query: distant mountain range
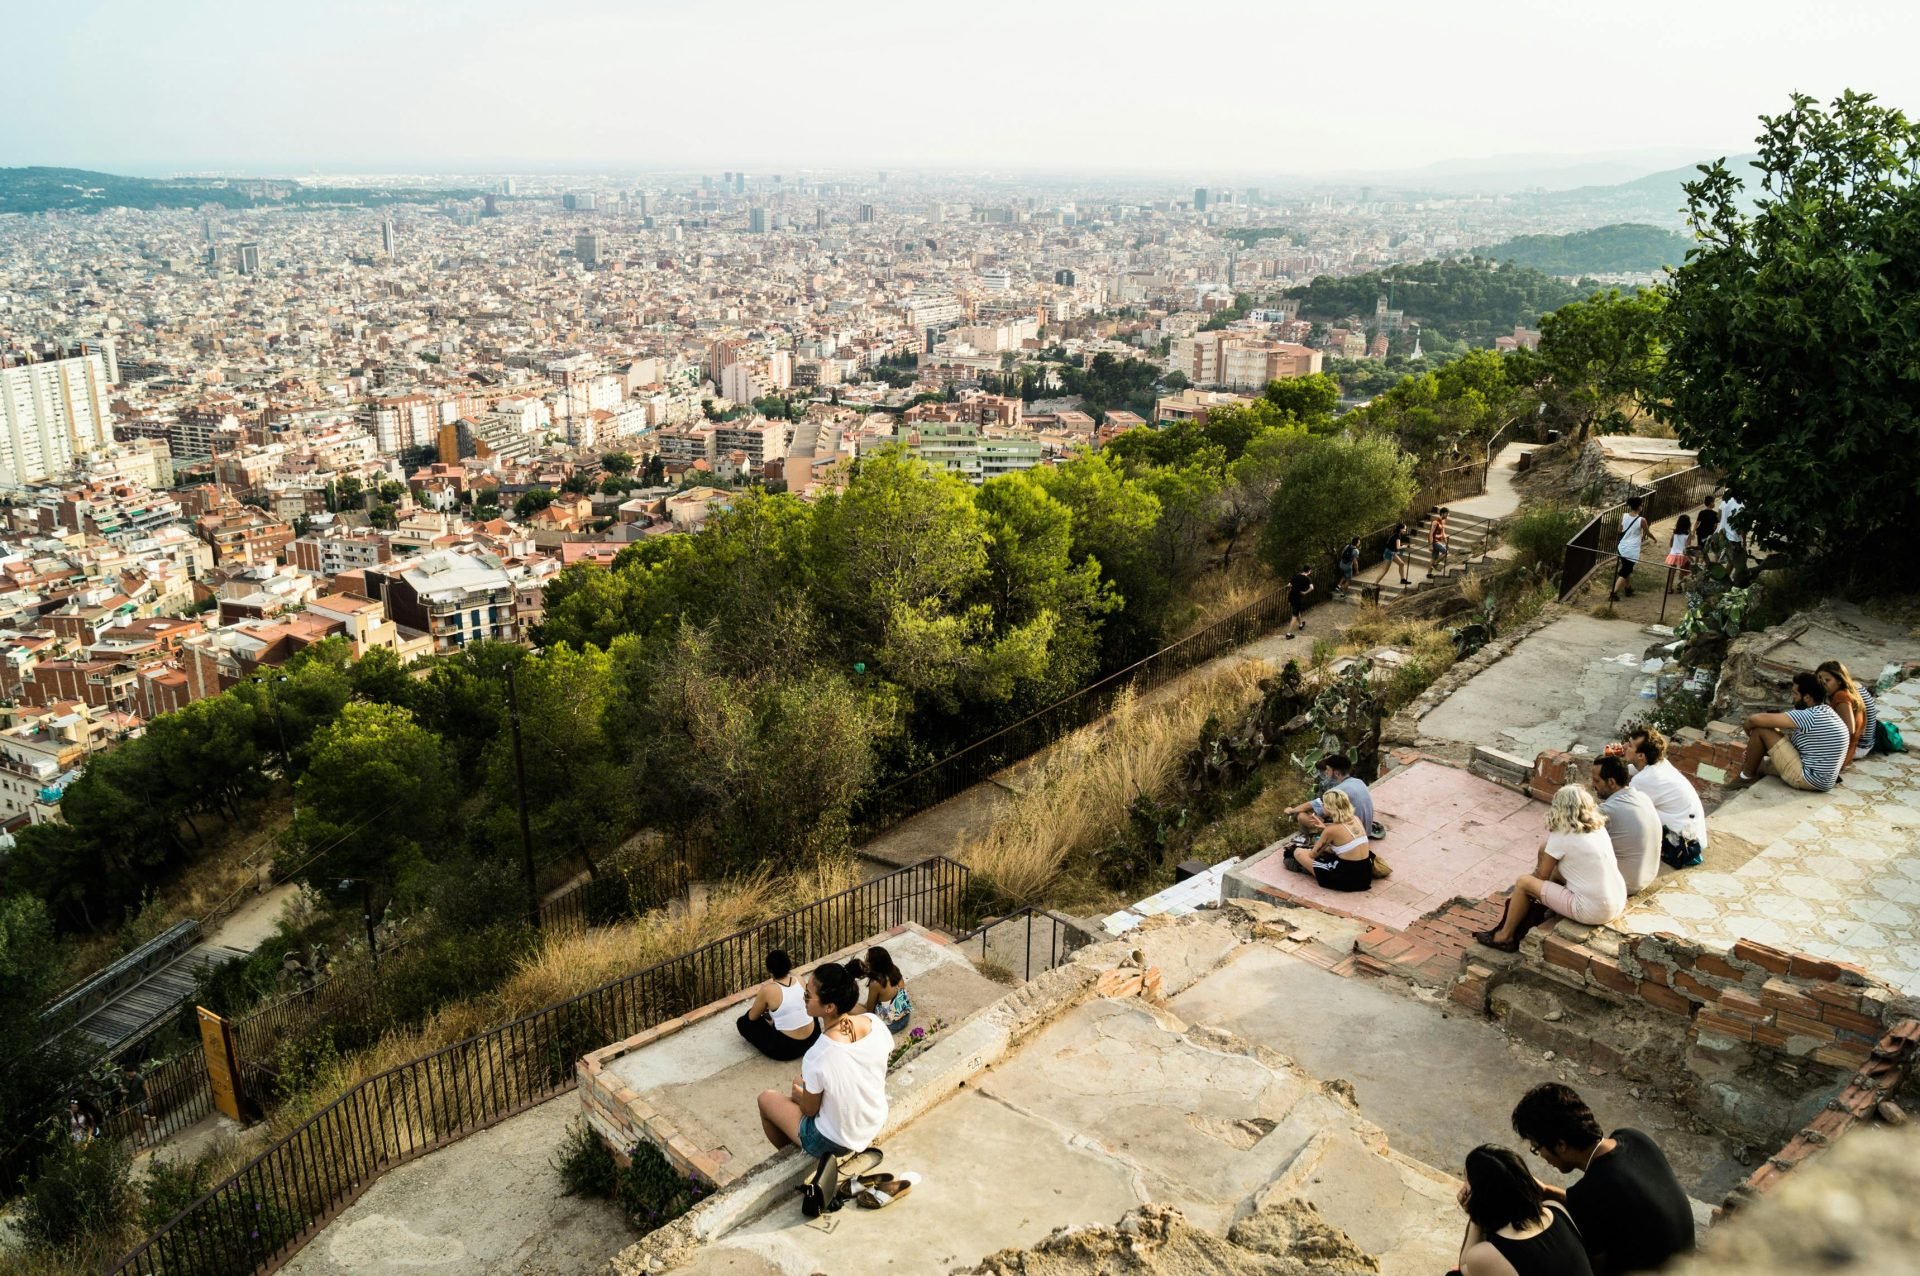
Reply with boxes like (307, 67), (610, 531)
(1471, 223), (1694, 275)
(1520, 155), (1764, 226)
(0, 167), (481, 215)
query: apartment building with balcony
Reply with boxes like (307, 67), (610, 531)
(365, 551), (517, 652)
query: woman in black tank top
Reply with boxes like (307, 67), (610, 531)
(1455, 1145), (1594, 1276)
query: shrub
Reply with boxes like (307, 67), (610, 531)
(140, 1154), (215, 1232)
(1504, 505), (1590, 578)
(1383, 659), (1438, 713)
(614, 1139), (708, 1231)
(19, 1134), (135, 1252)
(553, 1118), (620, 1199)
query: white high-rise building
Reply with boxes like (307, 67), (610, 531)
(0, 352), (116, 486)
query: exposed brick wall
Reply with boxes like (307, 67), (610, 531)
(1721, 1019), (1919, 1214)
(1532, 728), (1747, 807)
(1467, 924), (1903, 1073)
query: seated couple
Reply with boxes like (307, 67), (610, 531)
(737, 945), (912, 1061)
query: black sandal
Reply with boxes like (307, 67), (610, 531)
(1473, 929), (1521, 953)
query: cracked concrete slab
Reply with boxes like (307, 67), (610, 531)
(660, 994), (1462, 1276)
(1416, 613), (1656, 757)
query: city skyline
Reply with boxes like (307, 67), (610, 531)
(5, 0), (1917, 176)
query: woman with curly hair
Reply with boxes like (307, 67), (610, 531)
(1476, 785), (1626, 952)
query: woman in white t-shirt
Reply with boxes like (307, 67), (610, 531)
(755, 961), (892, 1162)
(1476, 786), (1628, 952)
(1608, 496), (1649, 604)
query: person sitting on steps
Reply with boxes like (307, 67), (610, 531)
(851, 945), (912, 1035)
(1738, 671), (1849, 793)
(737, 949), (820, 1061)
(1590, 756), (1661, 895)
(1453, 1144), (1593, 1276)
(756, 961), (892, 1167)
(1509, 1083), (1695, 1276)
(1475, 785), (1627, 953)
(1624, 728), (1709, 868)
(1285, 753), (1380, 840)
(1282, 787), (1373, 892)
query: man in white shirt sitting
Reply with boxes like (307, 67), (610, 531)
(756, 961), (892, 1166)
(1625, 728), (1709, 869)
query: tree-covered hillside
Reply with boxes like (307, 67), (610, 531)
(0, 167), (480, 215)
(1473, 223), (1693, 274)
(1286, 259), (1586, 347)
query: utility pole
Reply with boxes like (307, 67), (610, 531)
(506, 664), (539, 929)
(360, 880), (379, 971)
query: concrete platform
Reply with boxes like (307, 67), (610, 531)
(665, 991), (1461, 1276)
(1416, 613), (1656, 757)
(593, 927), (1003, 1183)
(1230, 761), (1545, 932)
(1168, 942), (1746, 1209)
(1623, 679), (1920, 994)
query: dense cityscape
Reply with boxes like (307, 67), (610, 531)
(3, 4), (1917, 1275)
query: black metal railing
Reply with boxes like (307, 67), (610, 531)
(953, 907), (1096, 983)
(1558, 465), (1718, 600)
(107, 857), (970, 1276)
(99, 1048), (214, 1148)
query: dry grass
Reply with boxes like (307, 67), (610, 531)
(1335, 605), (1458, 672)
(267, 857), (861, 1138)
(960, 662), (1270, 909)
(1171, 558), (1276, 641)
(1186, 759), (1316, 867)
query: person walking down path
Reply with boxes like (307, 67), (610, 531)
(1608, 497), (1649, 604)
(1285, 566), (1314, 639)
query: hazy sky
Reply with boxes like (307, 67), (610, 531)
(5, 0), (1917, 178)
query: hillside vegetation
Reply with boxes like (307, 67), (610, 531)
(0, 167), (479, 215)
(1286, 258), (1586, 348)
(1474, 223), (1693, 274)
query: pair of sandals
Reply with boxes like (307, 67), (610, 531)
(844, 1170), (921, 1209)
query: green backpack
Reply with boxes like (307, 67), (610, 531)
(1876, 719), (1906, 754)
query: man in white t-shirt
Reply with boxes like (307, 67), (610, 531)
(756, 961), (891, 1163)
(1626, 728), (1710, 868)
(1608, 496), (1649, 604)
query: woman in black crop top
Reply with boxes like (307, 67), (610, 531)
(1453, 1145), (1593, 1276)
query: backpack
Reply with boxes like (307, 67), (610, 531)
(1875, 719), (1906, 755)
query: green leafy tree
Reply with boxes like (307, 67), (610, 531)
(1032, 453), (1166, 656)
(1536, 288), (1665, 441)
(291, 702), (456, 894)
(601, 451), (636, 477)
(349, 645), (414, 707)
(1659, 91), (1920, 565)
(0, 894), (82, 1189)
(626, 629), (879, 868)
(378, 480), (407, 503)
(368, 501), (399, 529)
(514, 487), (559, 520)
(481, 646), (631, 876)
(1261, 373), (1341, 426)
(1259, 435), (1416, 576)
(561, 472), (592, 496)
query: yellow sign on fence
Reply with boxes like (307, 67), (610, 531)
(197, 1006), (244, 1123)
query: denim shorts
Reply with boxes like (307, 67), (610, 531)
(798, 1115), (851, 1160)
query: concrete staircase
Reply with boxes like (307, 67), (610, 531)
(1340, 510), (1501, 607)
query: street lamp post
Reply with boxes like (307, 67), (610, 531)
(505, 664), (540, 930)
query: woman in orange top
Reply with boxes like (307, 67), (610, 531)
(1816, 660), (1867, 771)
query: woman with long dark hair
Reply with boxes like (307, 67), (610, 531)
(851, 945), (912, 1034)
(1454, 1144), (1592, 1276)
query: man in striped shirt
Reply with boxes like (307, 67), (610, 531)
(1739, 672), (1850, 792)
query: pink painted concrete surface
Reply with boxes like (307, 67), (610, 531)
(1240, 761), (1543, 931)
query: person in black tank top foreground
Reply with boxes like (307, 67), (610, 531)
(1510, 1084), (1695, 1275)
(1452, 1144), (1592, 1276)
